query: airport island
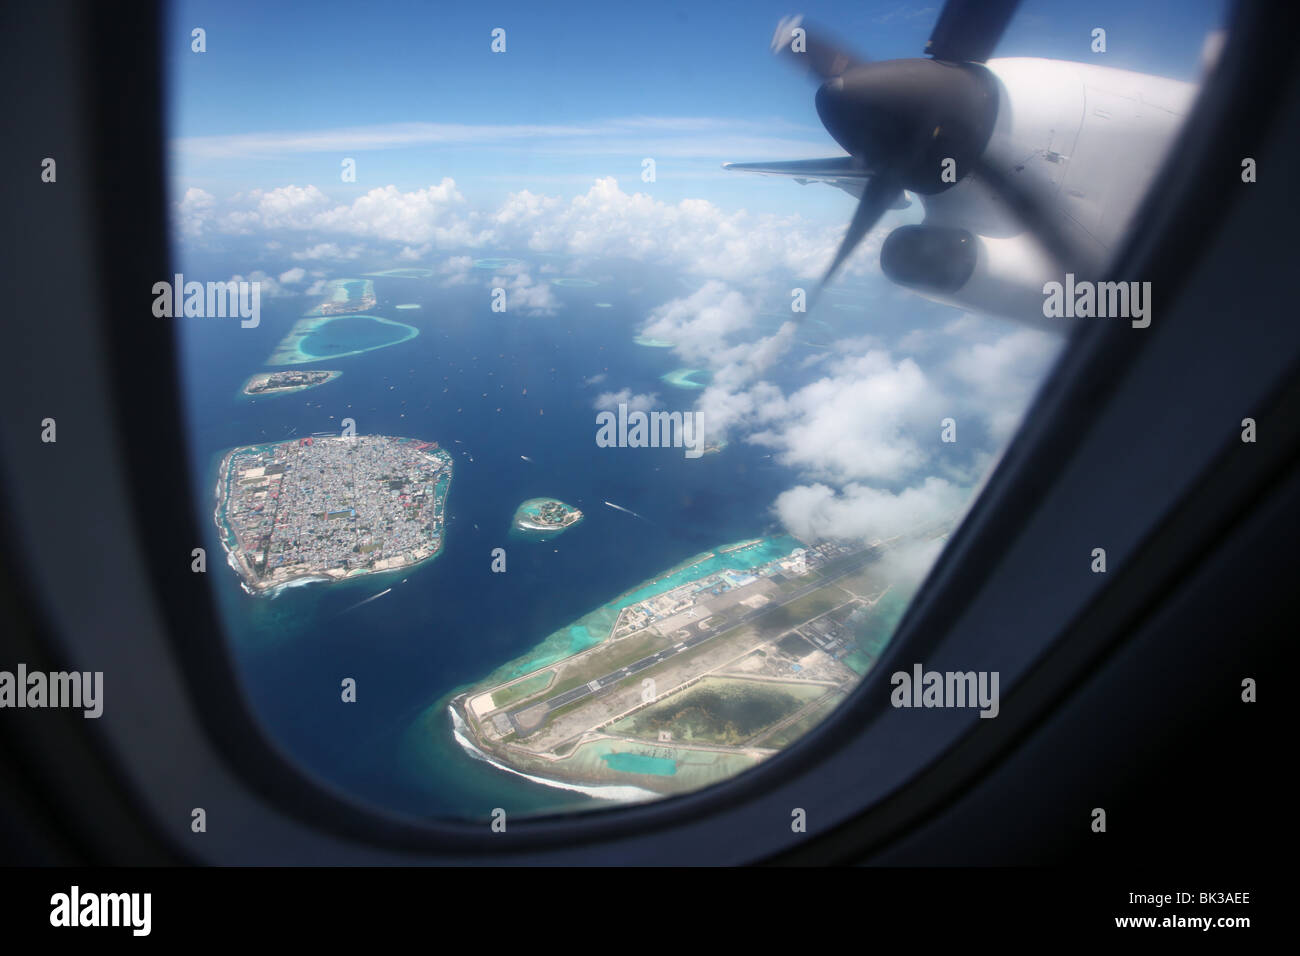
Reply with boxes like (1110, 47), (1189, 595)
(215, 435), (452, 595)
(510, 498), (583, 538)
(241, 369), (341, 397)
(451, 524), (950, 798)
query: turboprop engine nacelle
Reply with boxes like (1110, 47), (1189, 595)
(880, 224), (1063, 328)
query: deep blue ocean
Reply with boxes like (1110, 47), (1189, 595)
(174, 248), (913, 823)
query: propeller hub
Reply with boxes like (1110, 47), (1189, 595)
(814, 58), (999, 195)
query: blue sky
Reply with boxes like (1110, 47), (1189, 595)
(167, 0), (1227, 217)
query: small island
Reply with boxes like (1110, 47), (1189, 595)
(633, 334), (674, 349)
(305, 278), (376, 316)
(215, 435), (452, 595)
(511, 498), (583, 539)
(661, 368), (713, 390)
(242, 369), (341, 397)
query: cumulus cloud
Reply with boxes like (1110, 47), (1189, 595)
(182, 177), (887, 284)
(311, 180), (476, 243)
(641, 281), (757, 362)
(772, 477), (966, 544)
(495, 178), (860, 281)
(439, 255), (475, 286)
(173, 187), (215, 238)
(290, 242), (361, 261)
(494, 270), (558, 316)
(638, 281), (798, 393)
(947, 326), (1059, 443)
(398, 243), (432, 261)
(215, 180), (485, 246)
(618, 278), (1058, 551)
(870, 535), (949, 595)
(594, 389), (660, 413)
(220, 184), (331, 234)
(277, 266), (306, 285)
(711, 324), (798, 389)
(706, 348), (940, 485)
(228, 270), (295, 297)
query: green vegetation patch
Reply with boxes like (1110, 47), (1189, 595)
(610, 677), (827, 747)
(777, 633), (815, 657)
(544, 630), (668, 699)
(753, 585), (850, 639)
(490, 670), (555, 710)
(759, 691), (847, 749)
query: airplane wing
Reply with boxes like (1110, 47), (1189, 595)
(723, 157), (911, 206)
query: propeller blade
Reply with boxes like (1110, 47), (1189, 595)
(972, 152), (1104, 278)
(925, 0), (1022, 63)
(818, 173), (903, 291)
(772, 15), (866, 81)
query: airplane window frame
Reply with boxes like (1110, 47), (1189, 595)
(1, 0), (1294, 864)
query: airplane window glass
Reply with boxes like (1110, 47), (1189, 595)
(164, 0), (1228, 820)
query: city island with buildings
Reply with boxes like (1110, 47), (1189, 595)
(215, 434), (453, 595)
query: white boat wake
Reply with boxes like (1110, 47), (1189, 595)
(603, 500), (649, 522)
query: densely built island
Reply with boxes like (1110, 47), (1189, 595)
(241, 369), (341, 397)
(215, 435), (452, 595)
(511, 498), (583, 538)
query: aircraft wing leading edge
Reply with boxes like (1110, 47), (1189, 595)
(723, 157), (911, 205)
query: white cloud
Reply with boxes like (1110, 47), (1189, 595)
(641, 281), (756, 361)
(947, 326), (1059, 443)
(439, 255), (475, 286)
(228, 270), (293, 298)
(772, 477), (966, 543)
(310, 180), (474, 243)
(616, 280), (1057, 551)
(289, 242), (361, 261)
(497, 178), (865, 281)
(751, 350), (942, 484)
(173, 187), (215, 238)
(692, 380), (784, 445)
(217, 180), (482, 246)
(870, 535), (948, 594)
(594, 389), (660, 413)
(495, 271), (558, 316)
(398, 243), (432, 261)
(277, 266), (306, 285)
(220, 184), (331, 234)
(187, 177), (888, 284)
